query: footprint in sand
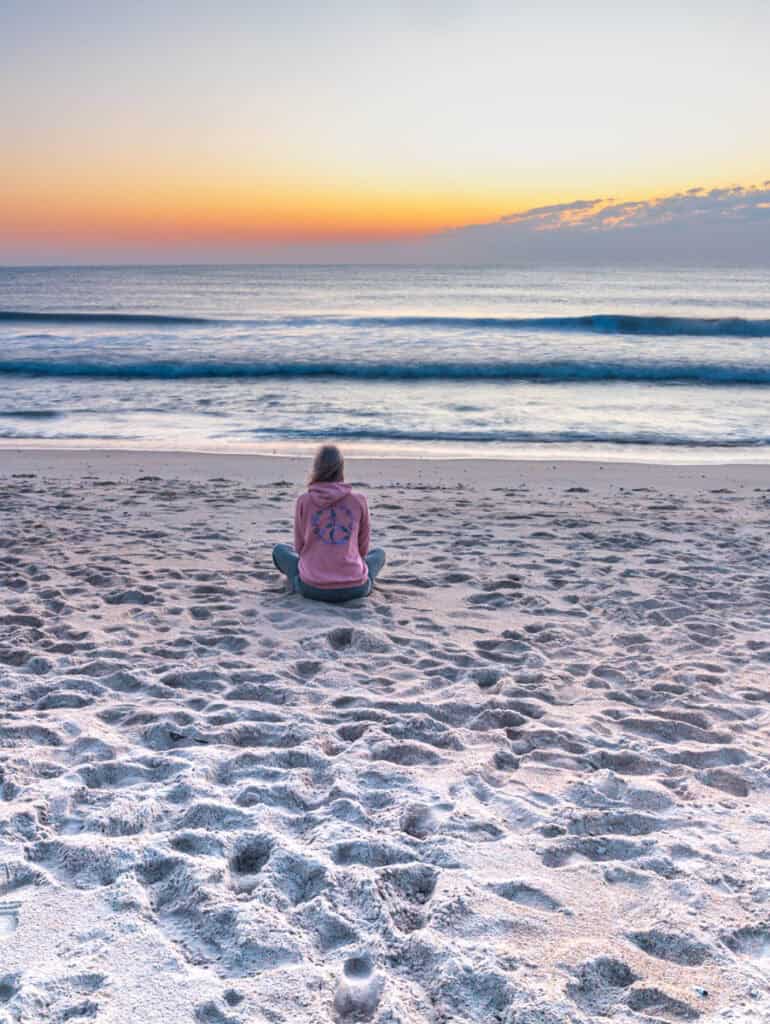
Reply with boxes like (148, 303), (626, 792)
(0, 901), (20, 937)
(334, 955), (384, 1022)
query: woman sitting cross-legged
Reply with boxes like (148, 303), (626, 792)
(272, 444), (385, 603)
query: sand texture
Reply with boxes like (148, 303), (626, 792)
(0, 450), (769, 1023)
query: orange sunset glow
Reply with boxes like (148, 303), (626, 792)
(2, 2), (769, 261)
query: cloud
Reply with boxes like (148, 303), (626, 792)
(420, 181), (770, 264)
(498, 198), (605, 225)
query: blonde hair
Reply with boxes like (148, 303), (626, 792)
(309, 444), (344, 484)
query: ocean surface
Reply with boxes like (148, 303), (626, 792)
(1, 265), (769, 460)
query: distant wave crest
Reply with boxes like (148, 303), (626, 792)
(0, 409), (61, 419)
(344, 313), (770, 338)
(2, 310), (770, 337)
(1, 358), (770, 385)
(0, 311), (212, 326)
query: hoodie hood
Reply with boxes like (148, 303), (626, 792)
(307, 482), (352, 509)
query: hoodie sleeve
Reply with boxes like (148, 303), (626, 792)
(294, 497), (305, 554)
(358, 495), (371, 557)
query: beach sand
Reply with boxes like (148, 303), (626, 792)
(0, 448), (768, 1023)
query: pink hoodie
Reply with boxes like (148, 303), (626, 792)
(294, 482), (370, 589)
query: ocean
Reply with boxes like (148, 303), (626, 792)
(1, 264), (769, 460)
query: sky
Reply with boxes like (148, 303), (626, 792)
(1, 0), (769, 264)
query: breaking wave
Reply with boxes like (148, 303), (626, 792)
(1, 358), (769, 385)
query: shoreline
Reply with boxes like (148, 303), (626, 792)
(3, 444), (770, 493)
(3, 436), (770, 466)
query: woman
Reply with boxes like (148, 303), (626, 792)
(272, 445), (385, 603)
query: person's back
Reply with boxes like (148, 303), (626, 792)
(272, 444), (385, 603)
(295, 480), (369, 589)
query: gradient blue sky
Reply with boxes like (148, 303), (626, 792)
(1, 1), (769, 262)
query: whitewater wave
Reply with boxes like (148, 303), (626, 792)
(240, 426), (770, 448)
(1, 358), (769, 385)
(2, 310), (770, 337)
(2, 419), (767, 448)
